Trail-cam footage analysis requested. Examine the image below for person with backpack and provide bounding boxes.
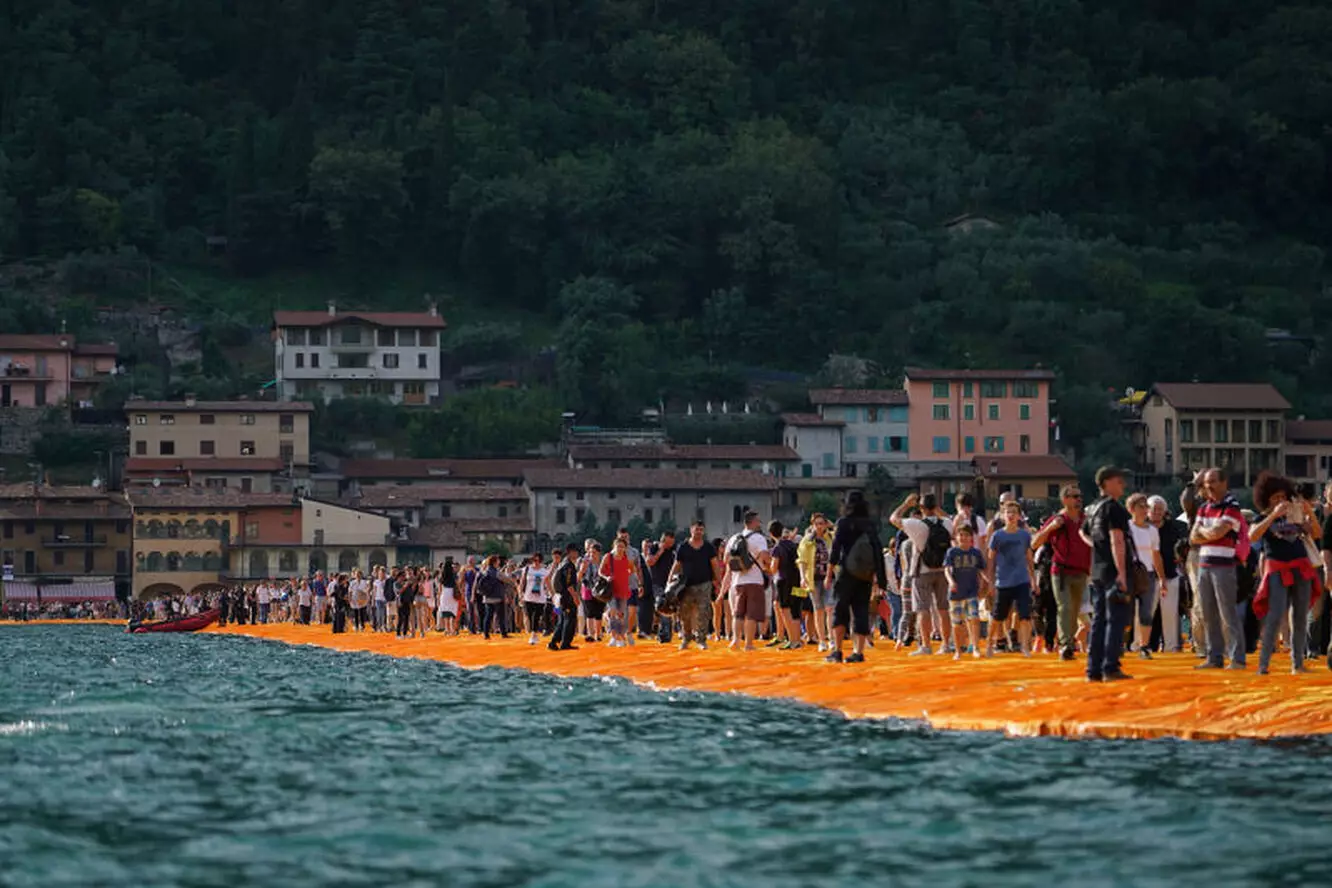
[768,520,804,650]
[826,491,888,663]
[725,510,772,652]
[1030,484,1092,660]
[548,543,582,651]
[890,492,955,657]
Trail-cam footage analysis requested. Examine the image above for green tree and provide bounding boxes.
[307,146,408,271]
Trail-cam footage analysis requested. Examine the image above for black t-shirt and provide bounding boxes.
[1088,496,1131,587]
[772,538,800,590]
[553,560,579,609]
[1157,518,1188,580]
[647,542,676,589]
[1322,509,1332,553]
[674,540,717,586]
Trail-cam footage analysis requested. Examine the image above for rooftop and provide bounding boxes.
[126,489,300,510]
[126,400,315,413]
[348,484,529,509]
[566,444,800,462]
[1286,420,1332,443]
[522,468,780,492]
[780,412,846,428]
[1152,383,1290,412]
[807,389,909,406]
[0,483,123,501]
[407,521,469,549]
[0,334,77,351]
[274,309,447,329]
[339,458,562,481]
[904,367,1056,381]
[124,458,288,474]
[971,455,1077,479]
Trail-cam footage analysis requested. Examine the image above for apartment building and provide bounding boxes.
[780,413,846,479]
[564,443,800,474]
[1137,383,1289,485]
[123,399,313,493]
[273,305,447,405]
[0,483,132,604]
[1285,420,1332,485]
[808,389,910,478]
[906,368,1054,469]
[0,334,118,408]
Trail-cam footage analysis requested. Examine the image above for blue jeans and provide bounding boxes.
[374,601,387,631]
[886,592,903,639]
[482,602,506,638]
[258,603,270,624]
[1087,580,1132,679]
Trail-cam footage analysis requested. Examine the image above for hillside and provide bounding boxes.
[2,0,1331,454]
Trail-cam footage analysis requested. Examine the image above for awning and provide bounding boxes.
[2,580,39,600]
[1,580,117,601]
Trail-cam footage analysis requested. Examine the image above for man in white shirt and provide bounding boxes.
[726,510,773,652]
[256,581,272,624]
[890,492,954,656]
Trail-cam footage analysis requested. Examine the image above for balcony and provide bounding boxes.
[329,339,374,353]
[2,366,55,380]
[43,535,109,548]
[326,367,376,380]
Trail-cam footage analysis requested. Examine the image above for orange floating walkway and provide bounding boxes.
[204,623,1332,742]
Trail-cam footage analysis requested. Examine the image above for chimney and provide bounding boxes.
[184,393,197,407]
[427,302,438,318]
[327,301,337,317]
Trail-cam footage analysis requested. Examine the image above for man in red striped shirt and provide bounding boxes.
[1189,467,1247,669]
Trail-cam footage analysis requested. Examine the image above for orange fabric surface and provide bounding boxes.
[205,623,1332,741]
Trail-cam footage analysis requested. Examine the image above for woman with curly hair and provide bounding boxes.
[1249,471,1323,675]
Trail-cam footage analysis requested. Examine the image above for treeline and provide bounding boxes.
[3,0,1332,448]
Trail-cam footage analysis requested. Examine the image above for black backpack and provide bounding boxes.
[726,531,760,572]
[844,532,878,582]
[918,518,952,570]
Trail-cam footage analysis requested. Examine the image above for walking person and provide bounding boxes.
[372,567,388,632]
[826,491,887,663]
[478,556,508,639]
[394,569,416,638]
[889,493,954,656]
[521,553,550,645]
[1249,472,1321,675]
[1082,466,1134,682]
[670,521,718,650]
[725,511,772,652]
[797,514,834,651]
[1191,467,1249,670]
[349,569,371,632]
[645,530,677,644]
[437,558,460,635]
[1030,484,1091,660]
[1127,494,1169,658]
[548,544,581,651]
[599,536,638,647]
[1149,496,1189,652]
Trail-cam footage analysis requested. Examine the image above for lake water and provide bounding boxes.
[1,625,1326,887]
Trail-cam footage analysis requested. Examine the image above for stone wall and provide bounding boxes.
[0,407,47,455]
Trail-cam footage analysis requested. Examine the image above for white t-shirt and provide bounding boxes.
[728,530,769,585]
[1130,522,1160,571]
[373,578,386,602]
[297,587,312,607]
[523,566,550,604]
[900,516,947,575]
[350,579,371,608]
[952,512,987,549]
[438,586,458,613]
[256,585,271,605]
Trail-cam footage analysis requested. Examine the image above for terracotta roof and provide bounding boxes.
[1286,420,1332,443]
[340,459,562,481]
[124,458,287,474]
[523,468,780,492]
[448,517,535,533]
[781,412,845,427]
[971,455,1077,479]
[808,389,909,406]
[274,310,446,329]
[0,334,75,351]
[0,483,123,501]
[566,444,800,462]
[126,400,314,413]
[0,485,130,519]
[127,489,299,510]
[407,521,468,549]
[349,484,529,508]
[1152,383,1290,411]
[73,343,118,356]
[344,487,426,509]
[905,367,1056,381]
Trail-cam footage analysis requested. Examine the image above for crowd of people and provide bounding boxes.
[201,465,1331,681]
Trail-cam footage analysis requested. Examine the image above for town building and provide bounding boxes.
[0,334,118,408]
[0,483,132,605]
[970,455,1078,504]
[1135,383,1289,486]
[780,413,846,479]
[905,367,1055,469]
[807,388,910,478]
[564,443,799,474]
[1284,420,1332,485]
[273,305,447,405]
[123,399,313,493]
[522,467,778,553]
[333,458,563,495]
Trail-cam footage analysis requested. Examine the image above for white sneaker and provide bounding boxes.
[678,641,690,651]
[953,651,961,661]
[528,635,538,645]
[909,646,934,657]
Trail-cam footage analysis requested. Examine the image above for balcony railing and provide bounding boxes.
[43,535,109,547]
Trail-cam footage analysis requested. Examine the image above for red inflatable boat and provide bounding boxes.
[130,608,221,634]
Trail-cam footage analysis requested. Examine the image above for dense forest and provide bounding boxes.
[3,0,1332,463]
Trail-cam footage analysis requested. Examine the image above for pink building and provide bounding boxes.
[0,335,119,408]
[905,368,1055,461]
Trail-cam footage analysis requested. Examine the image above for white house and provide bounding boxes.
[808,389,910,478]
[273,304,447,405]
[780,413,844,478]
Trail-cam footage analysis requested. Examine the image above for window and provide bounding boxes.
[440,504,451,518]
[865,408,879,423]
[846,437,858,454]
[1180,420,1194,443]
[932,382,949,398]
[1019,404,1031,421]
[135,441,147,456]
[607,508,622,525]
[280,443,294,464]
[988,404,1000,420]
[576,490,585,501]
[279,413,294,433]
[555,490,566,501]
[240,478,253,493]
[54,550,65,567]
[200,440,215,456]
[311,353,320,368]
[24,521,34,535]
[643,508,654,524]
[1214,421,1229,444]
[378,329,395,347]
[116,550,129,574]
[963,382,974,398]
[661,510,672,526]
[341,326,362,345]
[498,505,508,518]
[84,550,94,572]
[307,329,324,346]
[159,441,175,456]
[932,404,950,420]
[733,505,743,523]
[240,441,256,456]
[200,414,215,425]
[887,436,906,452]
[205,477,226,490]
[382,353,400,369]
[1232,420,1246,444]
[1197,419,1211,442]
[2,522,9,539]
[1249,420,1263,443]
[984,436,1005,453]
[417,353,429,369]
[1020,434,1031,452]
[244,521,260,540]
[607,490,617,500]
[295,353,305,369]
[932,436,950,454]
[556,508,567,525]
[1013,381,1039,398]
[844,408,859,422]
[160,414,175,425]
[821,453,835,470]
[981,381,1007,398]
[24,551,35,573]
[867,437,879,453]
[963,404,975,421]
[964,436,975,454]
[338,353,369,369]
[1267,420,1281,444]
[888,405,908,422]
[399,329,417,347]
[403,382,425,395]
[240,414,256,426]
[575,508,586,522]
[286,328,307,346]
[134,414,147,425]
[420,331,435,347]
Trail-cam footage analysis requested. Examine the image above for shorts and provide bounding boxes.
[731,583,768,623]
[777,584,803,622]
[911,572,948,614]
[583,597,606,620]
[994,584,1033,622]
[809,577,830,610]
[949,597,980,624]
